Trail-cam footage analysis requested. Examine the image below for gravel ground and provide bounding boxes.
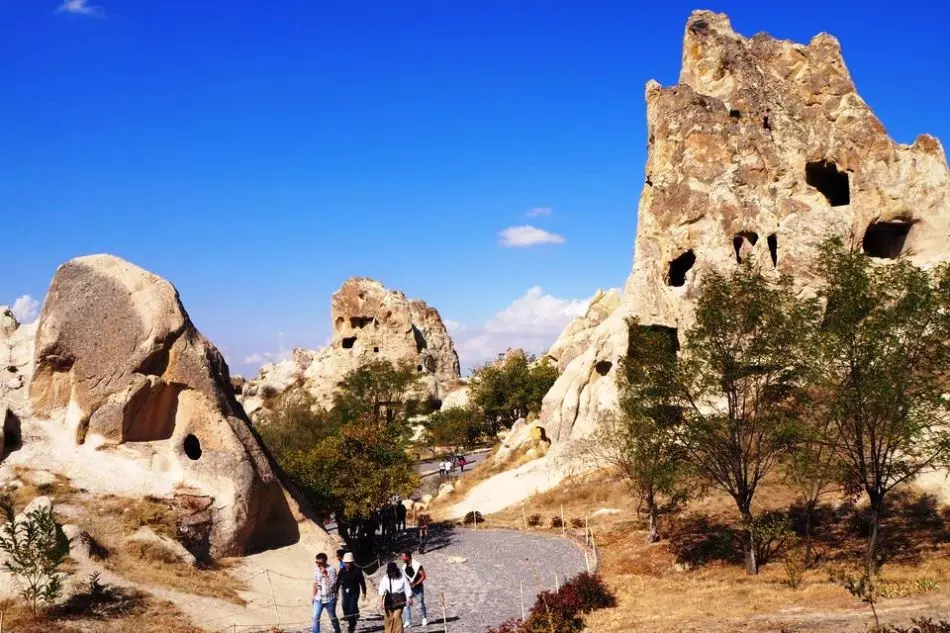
[282,525,588,633]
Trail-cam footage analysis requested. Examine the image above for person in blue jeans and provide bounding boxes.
[399,551,428,628]
[311,552,342,633]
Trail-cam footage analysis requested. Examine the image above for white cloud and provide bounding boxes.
[451,286,590,369]
[498,225,565,248]
[11,295,40,323]
[526,207,552,217]
[57,0,103,16]
[242,348,292,367]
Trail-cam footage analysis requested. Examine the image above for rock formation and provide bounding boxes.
[6,255,329,558]
[242,277,460,417]
[544,289,621,374]
[542,10,950,444]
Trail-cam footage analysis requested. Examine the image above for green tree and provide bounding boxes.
[260,361,421,549]
[582,321,689,543]
[785,385,842,568]
[0,500,71,617]
[672,264,817,574]
[470,353,558,431]
[424,407,489,454]
[814,237,950,574]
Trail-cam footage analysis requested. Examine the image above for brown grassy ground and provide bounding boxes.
[0,587,205,633]
[9,469,248,604]
[441,462,950,632]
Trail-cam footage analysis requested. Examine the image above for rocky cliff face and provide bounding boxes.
[541,10,950,444]
[242,277,461,417]
[544,289,621,374]
[3,255,328,559]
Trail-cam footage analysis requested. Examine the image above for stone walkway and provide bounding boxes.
[278,525,588,633]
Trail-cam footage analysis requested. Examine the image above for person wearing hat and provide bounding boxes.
[337,552,367,633]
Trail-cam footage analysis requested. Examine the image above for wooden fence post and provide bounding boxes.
[440,590,449,633]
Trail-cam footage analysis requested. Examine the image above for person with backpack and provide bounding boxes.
[337,552,366,633]
[311,552,342,633]
[378,561,413,633]
[400,551,427,628]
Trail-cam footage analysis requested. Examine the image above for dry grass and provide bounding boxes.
[473,468,950,632]
[0,592,205,633]
[81,494,247,604]
[7,472,248,605]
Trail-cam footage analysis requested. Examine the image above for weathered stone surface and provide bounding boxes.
[544,289,621,374]
[24,254,318,558]
[243,277,461,417]
[0,306,37,422]
[542,10,950,444]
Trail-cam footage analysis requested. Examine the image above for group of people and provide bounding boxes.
[311,549,429,633]
[437,454,468,478]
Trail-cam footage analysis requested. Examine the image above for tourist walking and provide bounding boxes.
[311,552,342,633]
[396,501,407,532]
[338,552,366,633]
[378,561,413,633]
[400,551,428,628]
[336,548,347,571]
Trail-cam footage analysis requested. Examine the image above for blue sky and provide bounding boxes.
[3,1,948,374]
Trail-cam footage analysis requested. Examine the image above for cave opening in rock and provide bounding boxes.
[767,234,778,267]
[862,221,912,259]
[3,410,22,455]
[594,360,613,376]
[341,336,356,349]
[350,316,373,329]
[184,434,202,461]
[806,160,850,206]
[373,346,379,353]
[732,231,759,263]
[763,116,771,131]
[667,250,696,287]
[416,364,423,372]
[6,366,17,374]
[729,109,741,120]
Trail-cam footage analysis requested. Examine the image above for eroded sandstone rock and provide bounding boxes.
[26,254,310,557]
[243,277,460,417]
[542,10,950,444]
[544,289,621,374]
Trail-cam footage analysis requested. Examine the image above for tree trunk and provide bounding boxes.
[865,494,883,576]
[645,490,659,544]
[804,499,815,568]
[741,509,758,575]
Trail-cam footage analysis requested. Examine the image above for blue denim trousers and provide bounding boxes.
[313,597,342,633]
[403,585,427,625]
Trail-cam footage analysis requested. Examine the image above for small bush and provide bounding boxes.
[570,518,584,529]
[463,511,484,525]
[520,573,616,633]
[486,619,523,633]
[551,516,564,529]
[782,540,806,590]
[527,514,542,527]
[567,572,616,612]
[0,499,71,616]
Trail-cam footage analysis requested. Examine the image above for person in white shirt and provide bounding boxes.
[378,561,413,633]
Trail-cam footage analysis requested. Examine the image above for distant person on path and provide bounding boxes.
[379,561,413,633]
[400,551,428,628]
[417,514,430,554]
[336,548,347,571]
[311,552,342,633]
[396,501,407,532]
[338,552,367,633]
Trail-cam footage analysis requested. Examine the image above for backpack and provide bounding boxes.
[384,578,407,611]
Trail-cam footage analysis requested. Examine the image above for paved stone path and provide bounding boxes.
[280,525,588,633]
